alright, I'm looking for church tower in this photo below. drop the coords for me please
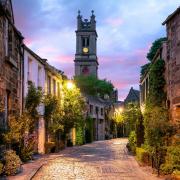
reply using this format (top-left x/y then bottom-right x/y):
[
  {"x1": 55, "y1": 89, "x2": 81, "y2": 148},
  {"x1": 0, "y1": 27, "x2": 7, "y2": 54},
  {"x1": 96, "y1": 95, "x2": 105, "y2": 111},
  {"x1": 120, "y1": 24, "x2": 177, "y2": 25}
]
[{"x1": 74, "y1": 10, "x2": 98, "y2": 77}]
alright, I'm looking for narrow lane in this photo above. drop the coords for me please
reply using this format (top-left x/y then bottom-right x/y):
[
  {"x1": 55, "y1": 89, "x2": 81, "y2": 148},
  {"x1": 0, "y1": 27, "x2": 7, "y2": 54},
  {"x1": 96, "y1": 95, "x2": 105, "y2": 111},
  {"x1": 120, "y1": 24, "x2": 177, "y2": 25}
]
[{"x1": 33, "y1": 139, "x2": 162, "y2": 180}]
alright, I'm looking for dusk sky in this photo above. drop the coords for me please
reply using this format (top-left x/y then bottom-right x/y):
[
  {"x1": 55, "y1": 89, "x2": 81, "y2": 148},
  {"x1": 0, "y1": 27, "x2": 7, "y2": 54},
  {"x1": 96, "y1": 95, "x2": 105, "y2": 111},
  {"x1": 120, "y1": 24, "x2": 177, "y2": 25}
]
[{"x1": 12, "y1": 0, "x2": 179, "y2": 100}]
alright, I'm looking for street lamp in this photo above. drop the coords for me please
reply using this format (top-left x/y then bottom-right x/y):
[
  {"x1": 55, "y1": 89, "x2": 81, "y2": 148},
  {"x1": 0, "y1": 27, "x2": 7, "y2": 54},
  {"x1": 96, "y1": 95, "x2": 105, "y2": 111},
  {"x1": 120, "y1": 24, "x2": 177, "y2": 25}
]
[{"x1": 66, "y1": 81, "x2": 75, "y2": 90}]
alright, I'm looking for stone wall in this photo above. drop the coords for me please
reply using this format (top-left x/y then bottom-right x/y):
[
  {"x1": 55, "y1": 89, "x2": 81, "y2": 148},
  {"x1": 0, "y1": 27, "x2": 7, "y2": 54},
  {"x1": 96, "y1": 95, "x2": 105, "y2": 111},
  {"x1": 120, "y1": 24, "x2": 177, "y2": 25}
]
[
  {"x1": 0, "y1": 15, "x2": 22, "y2": 128},
  {"x1": 165, "y1": 11, "x2": 180, "y2": 124}
]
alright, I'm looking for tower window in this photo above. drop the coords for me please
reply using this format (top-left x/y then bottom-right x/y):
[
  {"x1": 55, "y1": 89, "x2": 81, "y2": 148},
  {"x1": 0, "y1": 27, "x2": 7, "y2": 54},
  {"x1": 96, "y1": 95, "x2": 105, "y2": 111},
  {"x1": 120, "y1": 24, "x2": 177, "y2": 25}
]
[
  {"x1": 82, "y1": 38, "x2": 86, "y2": 47},
  {"x1": 87, "y1": 38, "x2": 89, "y2": 46},
  {"x1": 82, "y1": 37, "x2": 89, "y2": 47}
]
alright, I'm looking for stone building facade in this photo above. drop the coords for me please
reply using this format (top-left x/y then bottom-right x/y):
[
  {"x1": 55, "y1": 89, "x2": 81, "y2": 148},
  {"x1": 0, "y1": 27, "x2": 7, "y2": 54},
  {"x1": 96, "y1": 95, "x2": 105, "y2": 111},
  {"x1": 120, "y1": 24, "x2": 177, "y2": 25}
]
[
  {"x1": 162, "y1": 7, "x2": 180, "y2": 124},
  {"x1": 0, "y1": 0, "x2": 23, "y2": 129}
]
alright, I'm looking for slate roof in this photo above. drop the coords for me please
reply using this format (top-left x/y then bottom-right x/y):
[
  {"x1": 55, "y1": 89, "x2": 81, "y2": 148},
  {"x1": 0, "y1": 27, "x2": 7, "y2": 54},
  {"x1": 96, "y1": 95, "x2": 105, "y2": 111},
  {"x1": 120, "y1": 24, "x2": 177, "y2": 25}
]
[
  {"x1": 162, "y1": 6, "x2": 180, "y2": 25},
  {"x1": 124, "y1": 87, "x2": 140, "y2": 104}
]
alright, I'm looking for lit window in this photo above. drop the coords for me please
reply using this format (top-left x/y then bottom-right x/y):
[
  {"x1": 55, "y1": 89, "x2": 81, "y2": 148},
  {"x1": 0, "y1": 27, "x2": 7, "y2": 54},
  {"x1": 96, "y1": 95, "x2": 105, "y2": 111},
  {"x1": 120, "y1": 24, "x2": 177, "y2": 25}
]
[
  {"x1": 47, "y1": 76, "x2": 51, "y2": 94},
  {"x1": 53, "y1": 79, "x2": 56, "y2": 95}
]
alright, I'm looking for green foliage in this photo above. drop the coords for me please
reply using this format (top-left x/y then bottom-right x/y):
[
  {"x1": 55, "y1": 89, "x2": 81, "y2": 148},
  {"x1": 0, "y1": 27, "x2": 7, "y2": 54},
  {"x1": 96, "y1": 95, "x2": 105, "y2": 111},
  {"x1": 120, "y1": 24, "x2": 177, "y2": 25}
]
[
  {"x1": 3, "y1": 113, "x2": 31, "y2": 145},
  {"x1": 62, "y1": 82, "x2": 86, "y2": 134},
  {"x1": 160, "y1": 145, "x2": 180, "y2": 174},
  {"x1": 143, "y1": 106, "x2": 173, "y2": 174},
  {"x1": 147, "y1": 37, "x2": 167, "y2": 61},
  {"x1": 148, "y1": 59, "x2": 166, "y2": 106},
  {"x1": 85, "y1": 117, "x2": 94, "y2": 143},
  {"x1": 44, "y1": 95, "x2": 63, "y2": 133},
  {"x1": 128, "y1": 131, "x2": 137, "y2": 154},
  {"x1": 144, "y1": 106, "x2": 170, "y2": 148},
  {"x1": 123, "y1": 103, "x2": 142, "y2": 135},
  {"x1": 76, "y1": 124, "x2": 84, "y2": 145},
  {"x1": 140, "y1": 63, "x2": 151, "y2": 77},
  {"x1": 3, "y1": 150, "x2": 22, "y2": 176},
  {"x1": 25, "y1": 82, "x2": 43, "y2": 119},
  {"x1": 74, "y1": 75, "x2": 114, "y2": 97},
  {"x1": 3, "y1": 83, "x2": 43, "y2": 162},
  {"x1": 136, "y1": 147, "x2": 150, "y2": 164}
]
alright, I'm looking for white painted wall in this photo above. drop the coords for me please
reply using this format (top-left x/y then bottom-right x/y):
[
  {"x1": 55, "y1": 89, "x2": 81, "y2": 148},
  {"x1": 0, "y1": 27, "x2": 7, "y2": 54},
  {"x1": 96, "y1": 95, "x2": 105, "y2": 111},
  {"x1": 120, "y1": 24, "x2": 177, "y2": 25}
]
[
  {"x1": 24, "y1": 49, "x2": 46, "y2": 115},
  {"x1": 23, "y1": 48, "x2": 46, "y2": 154}
]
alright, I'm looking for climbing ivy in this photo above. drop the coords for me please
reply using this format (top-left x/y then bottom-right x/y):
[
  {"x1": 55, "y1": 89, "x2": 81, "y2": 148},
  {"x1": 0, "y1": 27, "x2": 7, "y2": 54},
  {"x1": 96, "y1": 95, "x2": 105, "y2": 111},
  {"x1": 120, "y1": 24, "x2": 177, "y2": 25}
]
[
  {"x1": 148, "y1": 59, "x2": 166, "y2": 107},
  {"x1": 147, "y1": 37, "x2": 167, "y2": 62}
]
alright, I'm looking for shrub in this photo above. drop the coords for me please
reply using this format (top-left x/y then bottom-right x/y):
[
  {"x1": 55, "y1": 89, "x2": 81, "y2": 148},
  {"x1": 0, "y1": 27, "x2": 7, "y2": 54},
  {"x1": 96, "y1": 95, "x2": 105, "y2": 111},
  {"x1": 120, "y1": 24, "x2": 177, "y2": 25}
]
[
  {"x1": 76, "y1": 125, "x2": 84, "y2": 145},
  {"x1": 136, "y1": 147, "x2": 150, "y2": 165},
  {"x1": 85, "y1": 117, "x2": 93, "y2": 143},
  {"x1": 160, "y1": 145, "x2": 180, "y2": 175},
  {"x1": 0, "y1": 162, "x2": 3, "y2": 175},
  {"x1": 3, "y1": 150, "x2": 22, "y2": 176},
  {"x1": 19, "y1": 133, "x2": 37, "y2": 162},
  {"x1": 128, "y1": 131, "x2": 137, "y2": 153}
]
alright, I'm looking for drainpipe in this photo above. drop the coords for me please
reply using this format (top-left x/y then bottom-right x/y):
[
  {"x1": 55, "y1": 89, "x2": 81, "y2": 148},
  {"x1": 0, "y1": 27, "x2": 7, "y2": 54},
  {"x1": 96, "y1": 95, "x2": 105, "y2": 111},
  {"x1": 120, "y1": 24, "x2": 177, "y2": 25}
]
[{"x1": 22, "y1": 44, "x2": 24, "y2": 112}]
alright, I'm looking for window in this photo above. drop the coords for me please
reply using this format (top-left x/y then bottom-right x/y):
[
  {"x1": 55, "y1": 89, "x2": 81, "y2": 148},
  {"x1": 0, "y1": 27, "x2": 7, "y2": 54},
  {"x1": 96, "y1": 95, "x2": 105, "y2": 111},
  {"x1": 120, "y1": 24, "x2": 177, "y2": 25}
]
[
  {"x1": 87, "y1": 38, "x2": 89, "y2": 46},
  {"x1": 8, "y1": 27, "x2": 13, "y2": 55},
  {"x1": 90, "y1": 105, "x2": 93, "y2": 114},
  {"x1": 47, "y1": 75, "x2": 51, "y2": 94},
  {"x1": 82, "y1": 37, "x2": 89, "y2": 47},
  {"x1": 82, "y1": 38, "x2": 86, "y2": 47},
  {"x1": 95, "y1": 106, "x2": 99, "y2": 115},
  {"x1": 38, "y1": 66, "x2": 42, "y2": 87},
  {"x1": 53, "y1": 79, "x2": 56, "y2": 95},
  {"x1": 28, "y1": 58, "x2": 32, "y2": 81},
  {"x1": 57, "y1": 82, "x2": 60, "y2": 97},
  {"x1": 101, "y1": 108, "x2": 103, "y2": 116}
]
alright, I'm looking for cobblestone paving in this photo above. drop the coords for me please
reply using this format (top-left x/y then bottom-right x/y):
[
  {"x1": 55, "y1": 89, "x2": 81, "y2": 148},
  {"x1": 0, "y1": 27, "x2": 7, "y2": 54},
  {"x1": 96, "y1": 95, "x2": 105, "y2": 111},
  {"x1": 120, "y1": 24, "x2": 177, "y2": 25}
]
[{"x1": 33, "y1": 139, "x2": 163, "y2": 180}]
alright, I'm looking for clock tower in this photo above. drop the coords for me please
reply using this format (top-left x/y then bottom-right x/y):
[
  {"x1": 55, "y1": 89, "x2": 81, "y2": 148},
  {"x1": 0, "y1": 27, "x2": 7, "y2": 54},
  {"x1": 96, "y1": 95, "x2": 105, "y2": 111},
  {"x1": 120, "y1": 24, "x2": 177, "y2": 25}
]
[{"x1": 74, "y1": 10, "x2": 98, "y2": 77}]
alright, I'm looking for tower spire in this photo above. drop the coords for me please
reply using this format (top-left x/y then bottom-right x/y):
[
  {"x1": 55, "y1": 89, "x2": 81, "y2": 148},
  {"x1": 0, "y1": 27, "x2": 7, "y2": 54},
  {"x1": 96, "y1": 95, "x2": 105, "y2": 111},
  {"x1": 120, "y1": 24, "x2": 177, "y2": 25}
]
[
  {"x1": 90, "y1": 10, "x2": 96, "y2": 30},
  {"x1": 77, "y1": 10, "x2": 82, "y2": 30}
]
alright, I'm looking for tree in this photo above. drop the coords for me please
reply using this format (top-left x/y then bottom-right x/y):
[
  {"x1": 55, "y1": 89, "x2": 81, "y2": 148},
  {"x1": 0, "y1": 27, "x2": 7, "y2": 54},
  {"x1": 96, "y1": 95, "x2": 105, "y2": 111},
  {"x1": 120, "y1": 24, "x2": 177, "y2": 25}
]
[
  {"x1": 123, "y1": 103, "x2": 141, "y2": 135},
  {"x1": 74, "y1": 75, "x2": 114, "y2": 97},
  {"x1": 62, "y1": 81, "x2": 86, "y2": 134},
  {"x1": 44, "y1": 95, "x2": 63, "y2": 134},
  {"x1": 141, "y1": 37, "x2": 167, "y2": 77}
]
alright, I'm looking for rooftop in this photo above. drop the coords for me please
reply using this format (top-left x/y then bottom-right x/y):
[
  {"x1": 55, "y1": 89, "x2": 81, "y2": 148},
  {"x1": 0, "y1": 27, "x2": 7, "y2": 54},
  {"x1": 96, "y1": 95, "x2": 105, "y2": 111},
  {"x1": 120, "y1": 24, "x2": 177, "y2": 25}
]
[{"x1": 162, "y1": 6, "x2": 180, "y2": 25}]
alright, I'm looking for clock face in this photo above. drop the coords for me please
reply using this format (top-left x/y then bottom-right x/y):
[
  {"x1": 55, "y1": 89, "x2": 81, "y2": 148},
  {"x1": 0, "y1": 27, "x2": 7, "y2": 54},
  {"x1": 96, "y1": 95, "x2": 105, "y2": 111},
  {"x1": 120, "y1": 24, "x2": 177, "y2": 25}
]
[
  {"x1": 82, "y1": 66, "x2": 89, "y2": 75},
  {"x1": 83, "y1": 47, "x2": 89, "y2": 53}
]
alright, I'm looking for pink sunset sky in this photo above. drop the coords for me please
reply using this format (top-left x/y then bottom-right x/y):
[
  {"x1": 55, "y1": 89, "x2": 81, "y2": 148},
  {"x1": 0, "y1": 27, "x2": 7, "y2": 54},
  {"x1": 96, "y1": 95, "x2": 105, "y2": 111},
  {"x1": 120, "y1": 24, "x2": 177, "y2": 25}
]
[{"x1": 12, "y1": 0, "x2": 180, "y2": 100}]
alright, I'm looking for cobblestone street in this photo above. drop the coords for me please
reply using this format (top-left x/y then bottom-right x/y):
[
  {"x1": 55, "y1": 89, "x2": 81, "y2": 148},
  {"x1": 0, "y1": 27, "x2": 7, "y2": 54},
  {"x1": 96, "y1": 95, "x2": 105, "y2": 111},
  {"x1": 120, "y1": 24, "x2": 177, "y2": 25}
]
[{"x1": 32, "y1": 139, "x2": 162, "y2": 180}]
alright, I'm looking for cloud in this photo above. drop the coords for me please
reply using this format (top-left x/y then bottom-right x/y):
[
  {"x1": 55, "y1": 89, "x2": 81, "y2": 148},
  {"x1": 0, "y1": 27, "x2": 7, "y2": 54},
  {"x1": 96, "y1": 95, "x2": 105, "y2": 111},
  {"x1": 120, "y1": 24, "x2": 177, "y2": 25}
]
[{"x1": 105, "y1": 18, "x2": 123, "y2": 27}]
